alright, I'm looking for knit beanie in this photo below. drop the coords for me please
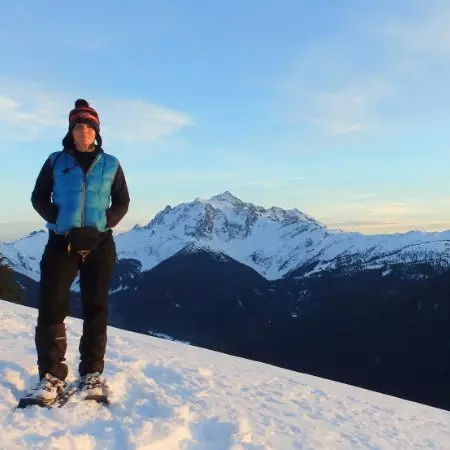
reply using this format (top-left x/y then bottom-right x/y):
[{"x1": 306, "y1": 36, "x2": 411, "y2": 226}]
[{"x1": 62, "y1": 99, "x2": 103, "y2": 148}]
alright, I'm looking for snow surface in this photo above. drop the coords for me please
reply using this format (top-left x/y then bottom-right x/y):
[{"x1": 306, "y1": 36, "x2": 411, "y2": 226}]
[{"x1": 1, "y1": 300, "x2": 449, "y2": 449}]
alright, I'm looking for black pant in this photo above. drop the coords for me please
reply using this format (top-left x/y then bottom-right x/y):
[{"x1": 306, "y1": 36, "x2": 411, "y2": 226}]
[{"x1": 35, "y1": 231, "x2": 116, "y2": 380}]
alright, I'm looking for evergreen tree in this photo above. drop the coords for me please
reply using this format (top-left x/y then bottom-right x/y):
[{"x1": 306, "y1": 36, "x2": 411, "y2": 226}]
[{"x1": 0, "y1": 255, "x2": 22, "y2": 303}]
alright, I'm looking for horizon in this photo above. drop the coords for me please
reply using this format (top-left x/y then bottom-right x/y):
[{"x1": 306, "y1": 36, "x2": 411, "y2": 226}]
[
  {"x1": 1, "y1": 189, "x2": 447, "y2": 243},
  {"x1": 1, "y1": 1, "x2": 450, "y2": 241}
]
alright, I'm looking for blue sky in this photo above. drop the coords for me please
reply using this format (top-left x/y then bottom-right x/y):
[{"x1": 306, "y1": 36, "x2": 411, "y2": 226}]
[{"x1": 1, "y1": 0, "x2": 449, "y2": 240}]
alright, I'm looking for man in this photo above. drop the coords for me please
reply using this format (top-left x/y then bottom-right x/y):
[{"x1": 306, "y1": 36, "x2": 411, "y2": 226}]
[{"x1": 22, "y1": 99, "x2": 129, "y2": 407}]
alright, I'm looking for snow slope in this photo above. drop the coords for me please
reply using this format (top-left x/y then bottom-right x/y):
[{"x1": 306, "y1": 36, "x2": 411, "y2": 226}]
[{"x1": 1, "y1": 300, "x2": 449, "y2": 449}]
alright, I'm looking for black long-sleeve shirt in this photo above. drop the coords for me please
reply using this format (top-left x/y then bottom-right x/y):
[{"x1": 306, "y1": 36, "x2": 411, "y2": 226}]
[{"x1": 31, "y1": 149, "x2": 130, "y2": 228}]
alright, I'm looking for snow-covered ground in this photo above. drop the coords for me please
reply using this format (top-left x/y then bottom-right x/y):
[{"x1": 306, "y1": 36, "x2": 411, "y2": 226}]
[{"x1": 1, "y1": 300, "x2": 449, "y2": 449}]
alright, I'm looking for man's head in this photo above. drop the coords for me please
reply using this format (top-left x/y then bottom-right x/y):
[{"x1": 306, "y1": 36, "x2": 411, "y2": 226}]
[{"x1": 63, "y1": 99, "x2": 103, "y2": 148}]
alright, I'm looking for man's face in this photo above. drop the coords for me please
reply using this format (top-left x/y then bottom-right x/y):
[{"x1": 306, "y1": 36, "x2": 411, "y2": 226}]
[{"x1": 72, "y1": 123, "x2": 96, "y2": 149}]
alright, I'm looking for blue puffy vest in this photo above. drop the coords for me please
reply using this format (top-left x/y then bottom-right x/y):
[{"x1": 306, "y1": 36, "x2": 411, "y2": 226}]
[{"x1": 46, "y1": 149, "x2": 119, "y2": 234}]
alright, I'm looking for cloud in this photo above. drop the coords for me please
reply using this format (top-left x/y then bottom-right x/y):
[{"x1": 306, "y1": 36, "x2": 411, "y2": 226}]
[
  {"x1": 380, "y1": 6, "x2": 450, "y2": 57},
  {"x1": 320, "y1": 197, "x2": 447, "y2": 234},
  {"x1": 332, "y1": 201, "x2": 407, "y2": 215},
  {"x1": 279, "y1": 3, "x2": 450, "y2": 137},
  {"x1": 280, "y1": 44, "x2": 393, "y2": 136},
  {"x1": 321, "y1": 197, "x2": 450, "y2": 233},
  {"x1": 326, "y1": 220, "x2": 450, "y2": 234},
  {"x1": 0, "y1": 90, "x2": 66, "y2": 142},
  {"x1": 0, "y1": 81, "x2": 194, "y2": 144},
  {"x1": 366, "y1": 202, "x2": 410, "y2": 217},
  {"x1": 349, "y1": 193, "x2": 378, "y2": 202},
  {"x1": 304, "y1": 79, "x2": 390, "y2": 135},
  {"x1": 99, "y1": 99, "x2": 194, "y2": 143},
  {"x1": 237, "y1": 176, "x2": 309, "y2": 190},
  {"x1": 319, "y1": 201, "x2": 413, "y2": 231},
  {"x1": 329, "y1": 220, "x2": 401, "y2": 226},
  {"x1": 127, "y1": 170, "x2": 235, "y2": 184}
]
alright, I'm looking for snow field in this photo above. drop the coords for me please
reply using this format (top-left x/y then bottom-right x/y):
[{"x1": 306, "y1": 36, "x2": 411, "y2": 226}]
[{"x1": 0, "y1": 301, "x2": 449, "y2": 449}]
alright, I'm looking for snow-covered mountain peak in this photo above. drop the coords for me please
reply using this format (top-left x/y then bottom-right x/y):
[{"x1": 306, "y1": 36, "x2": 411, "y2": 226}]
[
  {"x1": 206, "y1": 190, "x2": 242, "y2": 205},
  {"x1": 194, "y1": 191, "x2": 322, "y2": 228},
  {"x1": 265, "y1": 205, "x2": 321, "y2": 226},
  {"x1": 135, "y1": 193, "x2": 322, "y2": 238}
]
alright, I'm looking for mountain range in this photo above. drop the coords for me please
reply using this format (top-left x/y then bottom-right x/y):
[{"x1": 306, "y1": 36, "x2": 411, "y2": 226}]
[{"x1": 2, "y1": 191, "x2": 450, "y2": 283}]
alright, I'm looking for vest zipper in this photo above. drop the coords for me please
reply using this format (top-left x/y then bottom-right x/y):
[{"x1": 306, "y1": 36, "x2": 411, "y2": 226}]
[
  {"x1": 81, "y1": 177, "x2": 86, "y2": 226},
  {"x1": 80, "y1": 155, "x2": 102, "y2": 227}
]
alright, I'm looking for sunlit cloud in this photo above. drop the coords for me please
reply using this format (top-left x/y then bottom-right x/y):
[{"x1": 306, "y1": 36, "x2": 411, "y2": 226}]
[
  {"x1": 0, "y1": 81, "x2": 194, "y2": 145},
  {"x1": 326, "y1": 220, "x2": 450, "y2": 234},
  {"x1": 366, "y1": 202, "x2": 410, "y2": 217}
]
